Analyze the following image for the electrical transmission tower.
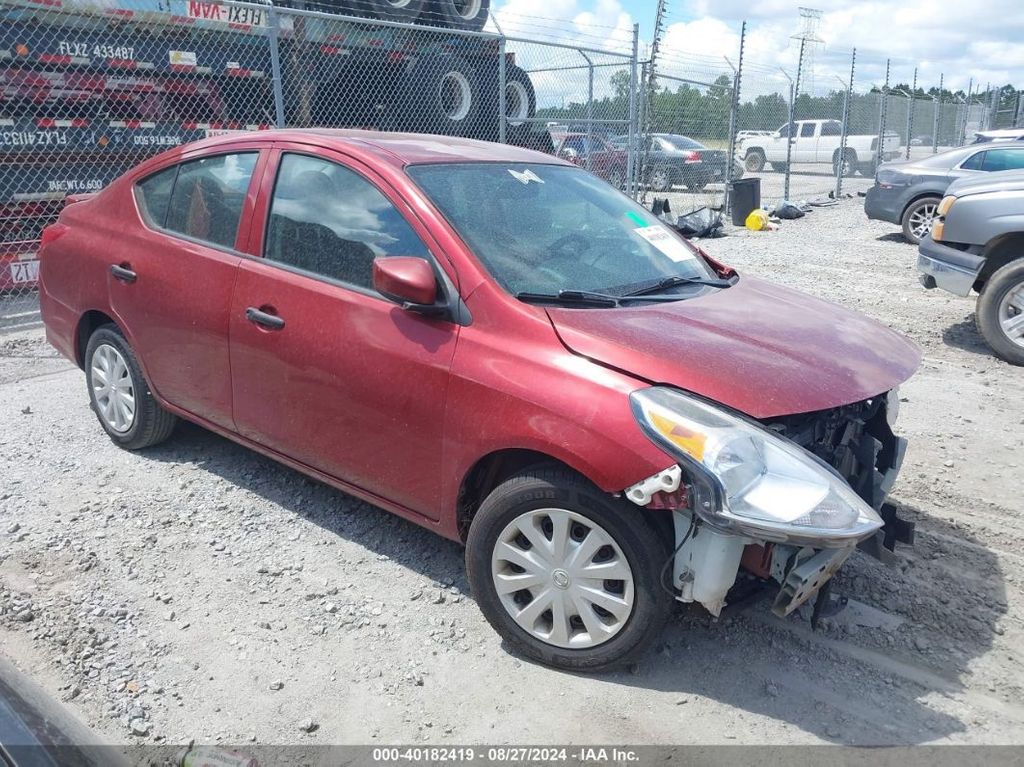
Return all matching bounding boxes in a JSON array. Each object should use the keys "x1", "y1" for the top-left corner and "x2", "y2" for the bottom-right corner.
[{"x1": 792, "y1": 7, "x2": 823, "y2": 96}]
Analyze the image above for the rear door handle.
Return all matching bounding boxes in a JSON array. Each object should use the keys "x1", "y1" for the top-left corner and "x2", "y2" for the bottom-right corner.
[
  {"x1": 110, "y1": 264, "x2": 137, "y2": 283},
  {"x1": 245, "y1": 306, "x2": 285, "y2": 330}
]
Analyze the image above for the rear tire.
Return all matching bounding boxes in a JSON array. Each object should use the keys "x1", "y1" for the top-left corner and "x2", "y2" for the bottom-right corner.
[
  {"x1": 397, "y1": 55, "x2": 479, "y2": 135},
  {"x1": 647, "y1": 165, "x2": 674, "y2": 192},
  {"x1": 426, "y1": 0, "x2": 489, "y2": 30},
  {"x1": 901, "y1": 196, "x2": 940, "y2": 245},
  {"x1": 976, "y1": 260, "x2": 1024, "y2": 366},
  {"x1": 85, "y1": 325, "x2": 176, "y2": 450},
  {"x1": 466, "y1": 467, "x2": 673, "y2": 671},
  {"x1": 833, "y1": 149, "x2": 856, "y2": 177},
  {"x1": 743, "y1": 150, "x2": 765, "y2": 173}
]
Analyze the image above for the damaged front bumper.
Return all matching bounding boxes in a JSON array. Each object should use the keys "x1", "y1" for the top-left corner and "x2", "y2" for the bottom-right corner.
[{"x1": 626, "y1": 392, "x2": 915, "y2": 617}]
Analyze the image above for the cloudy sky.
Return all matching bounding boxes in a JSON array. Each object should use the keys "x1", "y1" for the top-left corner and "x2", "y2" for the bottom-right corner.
[{"x1": 492, "y1": 0, "x2": 1023, "y2": 94}]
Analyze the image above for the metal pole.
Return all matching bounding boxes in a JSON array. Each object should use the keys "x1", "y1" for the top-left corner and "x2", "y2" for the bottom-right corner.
[
  {"x1": 582, "y1": 52, "x2": 594, "y2": 172},
  {"x1": 784, "y1": 37, "x2": 805, "y2": 202},
  {"x1": 961, "y1": 78, "x2": 973, "y2": 145},
  {"x1": 626, "y1": 24, "x2": 640, "y2": 199},
  {"x1": 905, "y1": 67, "x2": 916, "y2": 160},
  {"x1": 876, "y1": 59, "x2": 890, "y2": 171},
  {"x1": 497, "y1": 37, "x2": 507, "y2": 144},
  {"x1": 266, "y1": 2, "x2": 286, "y2": 128},
  {"x1": 932, "y1": 73, "x2": 942, "y2": 154},
  {"x1": 784, "y1": 82, "x2": 795, "y2": 201},
  {"x1": 836, "y1": 49, "x2": 854, "y2": 198},
  {"x1": 724, "y1": 21, "x2": 746, "y2": 217}
]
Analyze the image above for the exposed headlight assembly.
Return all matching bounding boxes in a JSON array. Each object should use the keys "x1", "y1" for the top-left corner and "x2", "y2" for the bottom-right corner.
[{"x1": 630, "y1": 387, "x2": 883, "y2": 546}]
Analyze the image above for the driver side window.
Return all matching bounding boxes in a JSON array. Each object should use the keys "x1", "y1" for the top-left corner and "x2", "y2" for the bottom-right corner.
[{"x1": 264, "y1": 153, "x2": 430, "y2": 291}]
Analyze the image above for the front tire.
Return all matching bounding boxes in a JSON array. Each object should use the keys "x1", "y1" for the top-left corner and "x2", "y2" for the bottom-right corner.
[
  {"x1": 466, "y1": 467, "x2": 673, "y2": 671},
  {"x1": 976, "y1": 260, "x2": 1024, "y2": 365},
  {"x1": 901, "y1": 196, "x2": 940, "y2": 245},
  {"x1": 647, "y1": 165, "x2": 674, "y2": 192},
  {"x1": 85, "y1": 325, "x2": 177, "y2": 449}
]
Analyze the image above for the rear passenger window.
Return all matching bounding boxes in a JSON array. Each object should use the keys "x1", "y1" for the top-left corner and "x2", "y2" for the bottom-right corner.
[
  {"x1": 135, "y1": 165, "x2": 177, "y2": 228},
  {"x1": 981, "y1": 149, "x2": 1024, "y2": 172},
  {"x1": 164, "y1": 153, "x2": 257, "y2": 249},
  {"x1": 960, "y1": 151, "x2": 986, "y2": 170},
  {"x1": 821, "y1": 121, "x2": 842, "y2": 137},
  {"x1": 264, "y1": 153, "x2": 430, "y2": 291},
  {"x1": 800, "y1": 123, "x2": 816, "y2": 137}
]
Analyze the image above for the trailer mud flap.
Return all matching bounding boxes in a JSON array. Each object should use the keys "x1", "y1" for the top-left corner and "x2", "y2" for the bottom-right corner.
[{"x1": 772, "y1": 547, "x2": 853, "y2": 618}]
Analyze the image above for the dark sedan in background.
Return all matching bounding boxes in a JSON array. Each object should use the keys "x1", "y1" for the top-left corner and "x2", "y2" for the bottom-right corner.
[
  {"x1": 612, "y1": 133, "x2": 735, "y2": 192},
  {"x1": 864, "y1": 143, "x2": 1024, "y2": 244}
]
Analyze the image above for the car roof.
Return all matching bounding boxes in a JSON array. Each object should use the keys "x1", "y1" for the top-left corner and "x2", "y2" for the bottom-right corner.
[{"x1": 179, "y1": 128, "x2": 565, "y2": 168}]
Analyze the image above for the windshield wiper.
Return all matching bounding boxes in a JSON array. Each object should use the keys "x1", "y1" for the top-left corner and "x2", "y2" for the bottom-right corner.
[
  {"x1": 620, "y1": 274, "x2": 733, "y2": 297},
  {"x1": 516, "y1": 290, "x2": 620, "y2": 307},
  {"x1": 516, "y1": 289, "x2": 691, "y2": 307}
]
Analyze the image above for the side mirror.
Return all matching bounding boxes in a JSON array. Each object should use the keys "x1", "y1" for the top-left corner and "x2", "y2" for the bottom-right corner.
[{"x1": 373, "y1": 257, "x2": 441, "y2": 313}]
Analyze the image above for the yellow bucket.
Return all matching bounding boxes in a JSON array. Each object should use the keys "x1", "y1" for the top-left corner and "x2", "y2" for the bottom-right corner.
[{"x1": 745, "y1": 209, "x2": 769, "y2": 231}]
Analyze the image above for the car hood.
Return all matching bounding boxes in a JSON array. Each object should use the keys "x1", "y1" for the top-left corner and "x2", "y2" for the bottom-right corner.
[
  {"x1": 546, "y1": 276, "x2": 921, "y2": 419},
  {"x1": 947, "y1": 168, "x2": 1024, "y2": 196}
]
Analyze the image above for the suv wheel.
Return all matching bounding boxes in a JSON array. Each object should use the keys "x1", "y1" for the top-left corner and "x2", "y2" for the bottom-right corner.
[
  {"x1": 976, "y1": 260, "x2": 1024, "y2": 365},
  {"x1": 466, "y1": 468, "x2": 672, "y2": 671},
  {"x1": 85, "y1": 325, "x2": 177, "y2": 449},
  {"x1": 901, "y1": 197, "x2": 940, "y2": 244}
]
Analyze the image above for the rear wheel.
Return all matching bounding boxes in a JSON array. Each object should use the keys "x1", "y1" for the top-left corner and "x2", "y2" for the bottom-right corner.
[
  {"x1": 427, "y1": 0, "x2": 489, "y2": 30},
  {"x1": 85, "y1": 325, "x2": 177, "y2": 449},
  {"x1": 976, "y1": 260, "x2": 1024, "y2": 365},
  {"x1": 647, "y1": 165, "x2": 674, "y2": 192},
  {"x1": 901, "y1": 196, "x2": 940, "y2": 245},
  {"x1": 466, "y1": 468, "x2": 672, "y2": 671},
  {"x1": 833, "y1": 149, "x2": 856, "y2": 177}
]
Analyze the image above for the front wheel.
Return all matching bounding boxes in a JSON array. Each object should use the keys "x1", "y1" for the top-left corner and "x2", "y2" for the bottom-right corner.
[
  {"x1": 85, "y1": 325, "x2": 177, "y2": 449},
  {"x1": 976, "y1": 260, "x2": 1024, "y2": 365},
  {"x1": 466, "y1": 468, "x2": 672, "y2": 671},
  {"x1": 901, "y1": 196, "x2": 940, "y2": 245}
]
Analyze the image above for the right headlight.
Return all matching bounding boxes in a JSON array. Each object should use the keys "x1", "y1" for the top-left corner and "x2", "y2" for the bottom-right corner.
[{"x1": 630, "y1": 387, "x2": 884, "y2": 546}]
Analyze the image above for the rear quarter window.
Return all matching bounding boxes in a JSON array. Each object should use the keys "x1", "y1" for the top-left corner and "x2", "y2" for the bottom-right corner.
[{"x1": 135, "y1": 165, "x2": 178, "y2": 228}]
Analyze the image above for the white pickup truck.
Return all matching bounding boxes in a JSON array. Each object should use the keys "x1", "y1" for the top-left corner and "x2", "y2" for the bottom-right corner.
[{"x1": 735, "y1": 119, "x2": 901, "y2": 176}]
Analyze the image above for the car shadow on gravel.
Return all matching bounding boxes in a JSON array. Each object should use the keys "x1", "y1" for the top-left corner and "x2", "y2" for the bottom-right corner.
[
  {"x1": 942, "y1": 314, "x2": 997, "y2": 359},
  {"x1": 141, "y1": 427, "x2": 1005, "y2": 745},
  {"x1": 875, "y1": 233, "x2": 911, "y2": 244},
  {"x1": 576, "y1": 500, "x2": 1008, "y2": 745}
]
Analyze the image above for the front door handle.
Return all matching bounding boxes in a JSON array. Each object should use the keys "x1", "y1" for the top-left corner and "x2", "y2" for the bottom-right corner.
[
  {"x1": 110, "y1": 264, "x2": 137, "y2": 283},
  {"x1": 245, "y1": 306, "x2": 285, "y2": 330}
]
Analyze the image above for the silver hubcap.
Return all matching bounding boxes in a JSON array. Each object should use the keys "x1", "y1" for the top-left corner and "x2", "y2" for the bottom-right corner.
[
  {"x1": 998, "y1": 281, "x2": 1024, "y2": 349},
  {"x1": 909, "y1": 203, "x2": 937, "y2": 239},
  {"x1": 91, "y1": 343, "x2": 136, "y2": 433},
  {"x1": 491, "y1": 508, "x2": 635, "y2": 650},
  {"x1": 506, "y1": 81, "x2": 529, "y2": 125},
  {"x1": 651, "y1": 169, "x2": 669, "y2": 189}
]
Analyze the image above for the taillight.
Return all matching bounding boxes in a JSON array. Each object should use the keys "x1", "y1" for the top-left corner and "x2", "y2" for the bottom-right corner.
[
  {"x1": 40, "y1": 222, "x2": 69, "y2": 248},
  {"x1": 682, "y1": 150, "x2": 701, "y2": 163}
]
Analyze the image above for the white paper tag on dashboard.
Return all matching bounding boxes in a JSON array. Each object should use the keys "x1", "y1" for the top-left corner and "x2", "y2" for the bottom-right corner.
[{"x1": 634, "y1": 226, "x2": 696, "y2": 262}]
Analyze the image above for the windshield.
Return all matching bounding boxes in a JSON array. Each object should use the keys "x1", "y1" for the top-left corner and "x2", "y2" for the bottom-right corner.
[{"x1": 408, "y1": 163, "x2": 716, "y2": 298}]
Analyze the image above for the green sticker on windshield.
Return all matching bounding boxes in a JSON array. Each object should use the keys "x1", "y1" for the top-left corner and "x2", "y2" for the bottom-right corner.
[{"x1": 625, "y1": 211, "x2": 648, "y2": 226}]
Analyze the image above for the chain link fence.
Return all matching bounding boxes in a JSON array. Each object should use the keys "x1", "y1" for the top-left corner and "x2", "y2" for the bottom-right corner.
[{"x1": 0, "y1": 0, "x2": 638, "y2": 321}]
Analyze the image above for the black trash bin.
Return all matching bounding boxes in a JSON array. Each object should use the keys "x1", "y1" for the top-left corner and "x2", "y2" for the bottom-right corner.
[{"x1": 729, "y1": 177, "x2": 761, "y2": 226}]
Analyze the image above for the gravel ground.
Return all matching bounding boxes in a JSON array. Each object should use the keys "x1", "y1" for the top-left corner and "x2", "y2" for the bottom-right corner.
[{"x1": 1, "y1": 197, "x2": 1023, "y2": 747}]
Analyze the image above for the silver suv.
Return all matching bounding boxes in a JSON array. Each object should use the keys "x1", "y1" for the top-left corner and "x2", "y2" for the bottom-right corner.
[{"x1": 918, "y1": 169, "x2": 1024, "y2": 364}]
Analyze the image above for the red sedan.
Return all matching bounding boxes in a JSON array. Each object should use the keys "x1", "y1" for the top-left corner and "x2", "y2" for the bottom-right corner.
[{"x1": 38, "y1": 130, "x2": 919, "y2": 670}]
